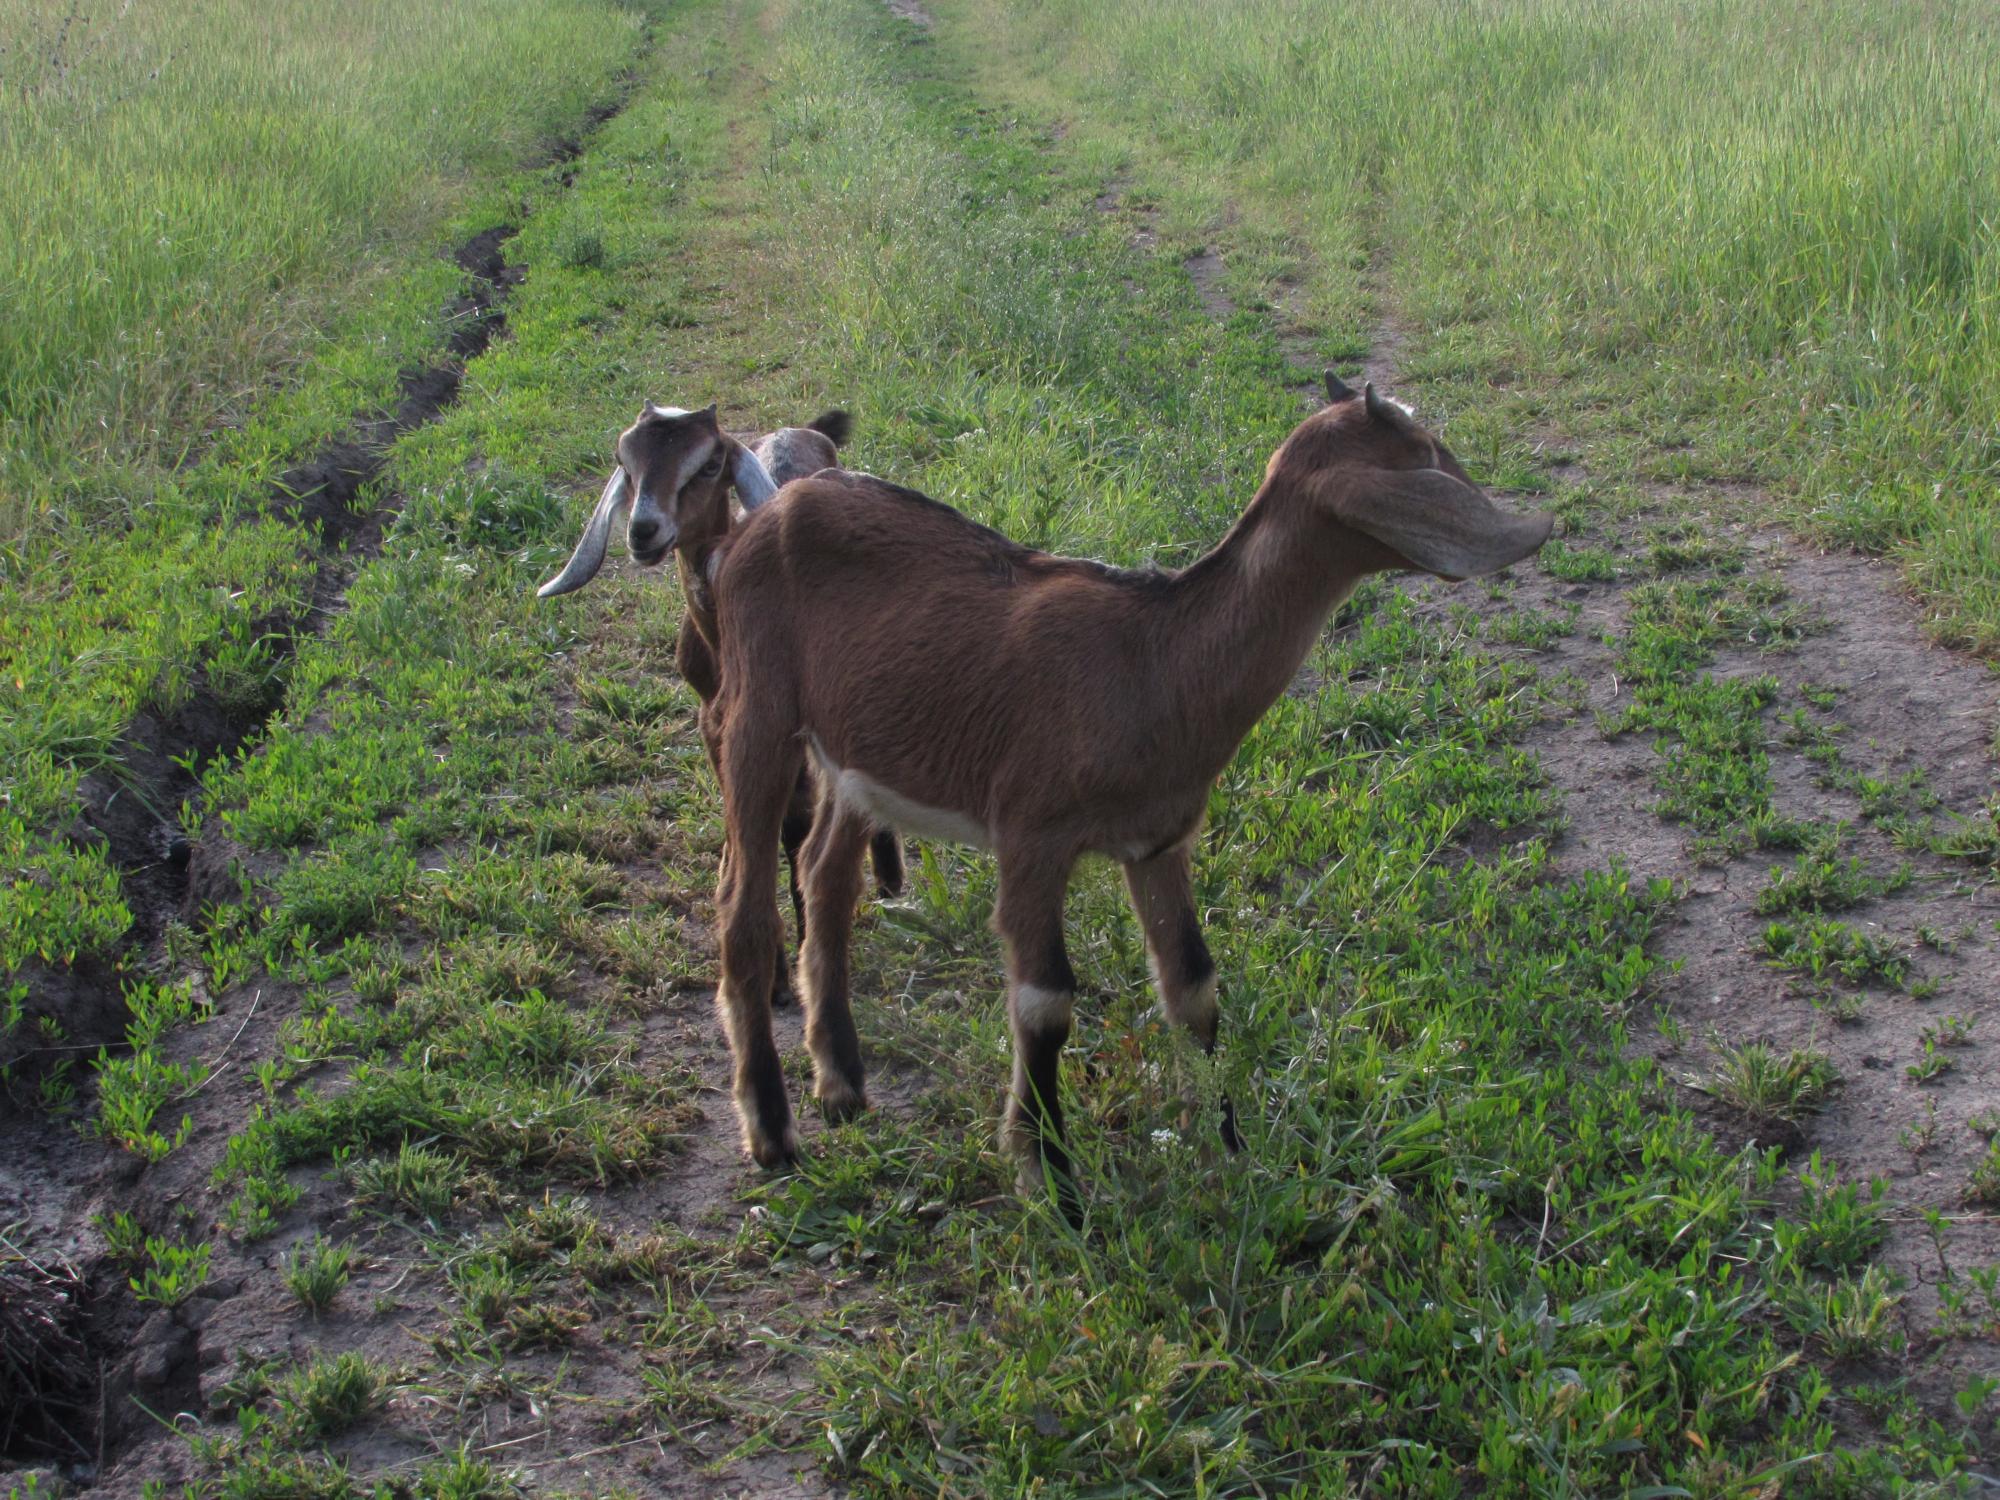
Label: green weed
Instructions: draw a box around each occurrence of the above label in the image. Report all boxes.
[1754,848,1910,917]
[1762,918,1908,989]
[274,1351,386,1439]
[130,1235,213,1308]
[1698,1037,1839,1123]
[1787,1155,1888,1274]
[282,1236,354,1314]
[1784,1266,1906,1362]
[1967,1143,2000,1208]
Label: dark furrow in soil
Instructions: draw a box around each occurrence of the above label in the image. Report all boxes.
[18,228,523,1083]
[0,225,520,1485]
[0,80,652,1481]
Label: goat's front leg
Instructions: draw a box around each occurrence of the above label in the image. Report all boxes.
[995,845,1081,1212]
[701,697,797,1008]
[716,714,801,1168]
[1122,843,1243,1153]
[798,793,872,1122]
[774,772,816,1010]
[698,697,733,900]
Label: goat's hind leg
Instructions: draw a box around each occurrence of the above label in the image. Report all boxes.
[798,793,871,1123]
[1122,843,1243,1153]
[716,708,803,1168]
[868,827,905,898]
[995,846,1082,1213]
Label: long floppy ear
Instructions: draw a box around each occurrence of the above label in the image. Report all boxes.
[1333,469,1553,580]
[730,441,781,510]
[536,466,632,598]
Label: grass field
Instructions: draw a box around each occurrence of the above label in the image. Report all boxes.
[3,0,1998,1494]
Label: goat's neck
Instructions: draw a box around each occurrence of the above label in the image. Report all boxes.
[676,542,722,645]
[1166,480,1369,762]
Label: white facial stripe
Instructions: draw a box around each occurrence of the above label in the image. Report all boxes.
[647,404,691,418]
[672,433,721,496]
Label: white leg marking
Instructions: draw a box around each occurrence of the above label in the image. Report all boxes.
[1013,983,1073,1035]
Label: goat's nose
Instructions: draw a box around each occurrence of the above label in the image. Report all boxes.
[629,516,660,544]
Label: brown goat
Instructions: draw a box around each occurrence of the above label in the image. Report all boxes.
[705,378,1553,1198]
[537,403,901,1006]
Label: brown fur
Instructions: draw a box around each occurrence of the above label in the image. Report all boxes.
[559,404,903,1008]
[706,382,1554,1187]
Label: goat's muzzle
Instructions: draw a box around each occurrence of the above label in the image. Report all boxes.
[627,512,676,567]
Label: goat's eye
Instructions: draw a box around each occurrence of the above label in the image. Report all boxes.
[700,453,725,478]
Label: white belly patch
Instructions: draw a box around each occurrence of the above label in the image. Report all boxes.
[810,738,990,848]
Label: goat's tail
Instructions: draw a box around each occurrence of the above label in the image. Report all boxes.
[807,409,852,448]
[869,828,904,898]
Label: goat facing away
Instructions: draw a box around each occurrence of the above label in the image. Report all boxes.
[705,376,1554,1199]
[536,403,901,1005]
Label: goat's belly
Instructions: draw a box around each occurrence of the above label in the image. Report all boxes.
[810,740,991,848]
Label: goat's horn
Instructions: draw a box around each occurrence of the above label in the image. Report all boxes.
[1364,382,1396,421]
[1323,370,1356,403]
[731,443,781,511]
[536,466,631,598]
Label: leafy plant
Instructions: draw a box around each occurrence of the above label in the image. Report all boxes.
[129,1235,212,1308]
[281,1235,353,1315]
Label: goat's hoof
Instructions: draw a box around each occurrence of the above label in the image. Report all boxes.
[748,1130,799,1171]
[1219,1096,1246,1154]
[815,1080,868,1124]
[1012,1154,1085,1225]
[770,977,799,1010]
[743,1116,800,1170]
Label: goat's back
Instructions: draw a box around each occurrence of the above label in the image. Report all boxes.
[714,473,1181,819]
[753,426,843,488]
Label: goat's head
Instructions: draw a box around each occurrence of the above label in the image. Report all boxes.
[1269,371,1553,582]
[536,402,780,599]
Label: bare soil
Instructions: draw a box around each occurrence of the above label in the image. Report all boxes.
[1409,502,2000,1404]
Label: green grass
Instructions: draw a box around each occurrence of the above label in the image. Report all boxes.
[0,0,662,1100]
[281,1235,353,1315]
[0,0,646,536]
[971,0,2000,651]
[1697,1038,1840,1125]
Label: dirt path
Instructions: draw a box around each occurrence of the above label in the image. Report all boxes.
[1422,503,2000,1400]
[1157,181,2000,1417]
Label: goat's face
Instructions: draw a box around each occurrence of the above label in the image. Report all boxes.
[535,402,783,600]
[619,403,739,567]
[1274,374,1552,581]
